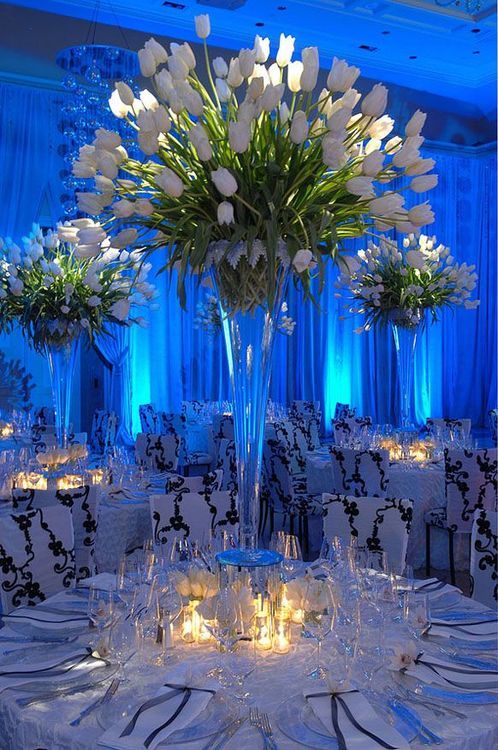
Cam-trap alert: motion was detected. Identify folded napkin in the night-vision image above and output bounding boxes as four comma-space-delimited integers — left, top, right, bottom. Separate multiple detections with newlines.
428, 618, 498, 642
98, 679, 217, 750
1, 605, 89, 632
304, 688, 409, 750
0, 646, 106, 692
77, 572, 117, 591
404, 651, 498, 692
397, 576, 459, 601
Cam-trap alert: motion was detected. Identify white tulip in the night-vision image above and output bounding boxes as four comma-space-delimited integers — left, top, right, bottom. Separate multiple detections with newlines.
254, 34, 270, 63
110, 228, 138, 248
115, 81, 134, 106
369, 192, 404, 216
406, 250, 426, 269
292, 248, 313, 273
408, 203, 435, 227
279, 102, 290, 124
217, 201, 234, 225
135, 199, 155, 216
211, 168, 238, 197
238, 48, 256, 78
227, 58, 243, 88
137, 109, 157, 132
110, 299, 131, 321
152, 105, 171, 132
137, 130, 159, 155
76, 192, 105, 215
409, 174, 438, 193
405, 109, 427, 137
93, 128, 121, 150
300, 46, 319, 92
368, 115, 394, 139
290, 110, 309, 144
211, 57, 227, 78
405, 135, 424, 151
139, 89, 159, 111
287, 60, 303, 93
327, 107, 352, 135
77, 225, 107, 245
108, 89, 131, 118
155, 167, 184, 197
96, 151, 119, 179
392, 145, 420, 169
216, 77, 231, 102
464, 299, 480, 309
327, 57, 360, 92
362, 150, 384, 176
73, 161, 96, 178
113, 199, 135, 218
155, 69, 174, 99
249, 64, 269, 87
276, 34, 295, 67
94, 175, 115, 196
260, 83, 285, 112
346, 176, 375, 197
361, 83, 388, 117
385, 135, 403, 153
268, 63, 281, 86
194, 14, 211, 39
229, 121, 251, 153
238, 101, 256, 123
138, 47, 156, 77
143, 38, 167, 69
322, 138, 347, 169
405, 158, 436, 176
246, 76, 265, 102
87, 295, 101, 307
168, 54, 189, 80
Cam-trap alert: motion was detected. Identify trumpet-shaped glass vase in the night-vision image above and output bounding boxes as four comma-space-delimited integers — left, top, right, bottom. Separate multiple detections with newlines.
44, 337, 80, 448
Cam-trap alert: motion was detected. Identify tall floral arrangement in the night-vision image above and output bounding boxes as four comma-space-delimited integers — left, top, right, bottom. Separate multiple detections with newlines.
336, 233, 479, 333
0, 223, 157, 352
69, 16, 437, 314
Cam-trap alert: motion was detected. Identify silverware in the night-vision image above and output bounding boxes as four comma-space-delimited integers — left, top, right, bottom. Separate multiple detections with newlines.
15, 668, 119, 707
69, 677, 120, 726
260, 712, 278, 750
389, 698, 443, 745
393, 680, 467, 719
207, 717, 246, 750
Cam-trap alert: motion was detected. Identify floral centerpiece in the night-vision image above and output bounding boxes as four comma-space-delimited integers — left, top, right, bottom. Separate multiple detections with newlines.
336, 233, 479, 426
69, 15, 437, 561
0, 223, 157, 446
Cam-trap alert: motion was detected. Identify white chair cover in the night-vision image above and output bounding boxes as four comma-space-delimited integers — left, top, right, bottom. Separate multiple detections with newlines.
159, 412, 212, 467
181, 400, 208, 420
333, 416, 372, 444
0, 506, 75, 612
427, 418, 472, 438
12, 485, 100, 581
166, 470, 223, 497
445, 448, 497, 533
139, 404, 159, 433
150, 490, 238, 546
322, 493, 413, 574
216, 438, 237, 492
470, 509, 497, 609
90, 410, 118, 454
135, 433, 180, 473
329, 446, 390, 497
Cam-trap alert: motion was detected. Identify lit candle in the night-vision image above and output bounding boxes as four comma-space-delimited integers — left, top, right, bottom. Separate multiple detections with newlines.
181, 604, 195, 643
255, 611, 272, 650
273, 608, 291, 654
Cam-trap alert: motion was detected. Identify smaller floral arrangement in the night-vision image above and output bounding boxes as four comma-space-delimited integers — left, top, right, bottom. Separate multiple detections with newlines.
0, 223, 158, 352
286, 574, 334, 612
36, 444, 88, 469
171, 567, 218, 601
389, 641, 419, 672
194, 294, 295, 336
336, 233, 479, 333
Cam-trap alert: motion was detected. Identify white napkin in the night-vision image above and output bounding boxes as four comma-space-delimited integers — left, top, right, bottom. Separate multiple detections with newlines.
304, 688, 409, 750
405, 652, 498, 692
98, 670, 217, 750
77, 572, 117, 590
428, 617, 498, 642
397, 576, 459, 599
1, 605, 89, 632
0, 646, 104, 692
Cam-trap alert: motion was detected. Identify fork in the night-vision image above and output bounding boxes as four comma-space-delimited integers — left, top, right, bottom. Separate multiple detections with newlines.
249, 708, 268, 748
260, 712, 278, 750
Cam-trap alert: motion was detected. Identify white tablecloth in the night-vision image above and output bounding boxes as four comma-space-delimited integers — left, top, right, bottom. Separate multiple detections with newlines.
94, 497, 151, 573
306, 452, 469, 570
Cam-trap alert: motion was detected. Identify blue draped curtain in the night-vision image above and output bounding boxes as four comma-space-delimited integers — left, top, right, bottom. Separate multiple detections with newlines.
94, 325, 134, 445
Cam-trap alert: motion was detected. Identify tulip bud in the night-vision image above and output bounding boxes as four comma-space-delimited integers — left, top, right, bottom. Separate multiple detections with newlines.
290, 110, 309, 144
93, 128, 121, 151
95, 175, 115, 194
300, 47, 319, 92
279, 102, 290, 124
112, 199, 135, 218
276, 34, 295, 67
195, 14, 211, 39
346, 176, 375, 197
137, 109, 157, 133
322, 138, 347, 170
109, 89, 131, 118
168, 54, 189, 80
238, 48, 257, 78
405, 109, 427, 137
73, 161, 96, 178
361, 83, 388, 118
152, 106, 171, 133
110, 228, 138, 248
407, 203, 435, 227
155, 69, 174, 99
138, 47, 156, 77
362, 150, 384, 177
145, 38, 168, 65
137, 130, 159, 155
327, 57, 360, 93
392, 145, 420, 169
213, 57, 229, 78
410, 174, 438, 193
287, 61, 303, 93
254, 34, 270, 63
115, 81, 135, 106
238, 101, 256, 124
171, 42, 196, 70
135, 199, 155, 216
293, 249, 313, 273
268, 63, 281, 86
155, 167, 184, 198
327, 107, 352, 135
229, 121, 251, 153
260, 83, 285, 112
216, 77, 231, 103
404, 158, 436, 176
246, 76, 265, 101
217, 201, 234, 225
211, 168, 238, 197
227, 58, 244, 88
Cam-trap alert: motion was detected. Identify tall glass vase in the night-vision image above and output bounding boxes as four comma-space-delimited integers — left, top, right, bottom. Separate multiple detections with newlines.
389, 308, 424, 429
212, 256, 290, 566
44, 337, 80, 448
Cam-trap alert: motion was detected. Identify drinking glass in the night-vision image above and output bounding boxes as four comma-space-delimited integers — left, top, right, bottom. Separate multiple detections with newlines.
168, 536, 192, 568
109, 618, 135, 682
134, 592, 161, 669
282, 534, 302, 577
404, 592, 430, 640
204, 589, 239, 682
269, 530, 286, 555
116, 556, 141, 615
88, 585, 114, 647
302, 582, 335, 680
157, 587, 183, 664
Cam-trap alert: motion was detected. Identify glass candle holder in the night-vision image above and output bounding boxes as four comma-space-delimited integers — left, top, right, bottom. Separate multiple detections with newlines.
254, 610, 272, 650
273, 608, 291, 654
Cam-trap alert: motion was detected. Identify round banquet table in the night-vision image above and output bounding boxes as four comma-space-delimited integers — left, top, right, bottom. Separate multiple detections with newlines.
306, 451, 469, 571
0, 586, 496, 750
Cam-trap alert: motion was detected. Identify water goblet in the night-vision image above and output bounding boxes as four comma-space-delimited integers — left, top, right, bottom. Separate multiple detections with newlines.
302, 581, 335, 680
156, 587, 183, 664
88, 584, 114, 648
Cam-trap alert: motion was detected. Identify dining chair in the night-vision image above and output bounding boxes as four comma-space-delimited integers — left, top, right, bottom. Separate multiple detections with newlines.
150, 489, 239, 547
322, 493, 414, 575
12, 484, 100, 581
166, 469, 223, 498
332, 415, 372, 445
139, 403, 159, 433
181, 400, 208, 420
469, 508, 497, 609
489, 409, 498, 445
158, 412, 213, 475
0, 505, 75, 612
329, 446, 390, 498
135, 433, 180, 473
212, 414, 234, 442
265, 421, 307, 478
289, 401, 322, 450
215, 438, 237, 493
33, 405, 56, 426
334, 402, 356, 421
31, 424, 57, 454
90, 409, 119, 454
424, 447, 497, 584
426, 417, 472, 438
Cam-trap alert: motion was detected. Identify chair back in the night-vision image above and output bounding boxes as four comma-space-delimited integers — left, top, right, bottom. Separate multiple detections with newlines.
212, 414, 234, 441
445, 448, 497, 533
322, 493, 413, 574
33, 406, 55, 426
135, 433, 180, 473
427, 418, 471, 438
334, 403, 356, 421
216, 438, 237, 492
262, 436, 296, 514
333, 416, 372, 445
90, 410, 118, 454
150, 490, 238, 546
329, 446, 390, 497
266, 421, 305, 474
489, 409, 498, 444
181, 400, 208, 420
12, 485, 100, 581
0, 506, 75, 612
31, 424, 57, 454
139, 404, 158, 433
290, 401, 321, 449
470, 509, 497, 609
166, 470, 223, 498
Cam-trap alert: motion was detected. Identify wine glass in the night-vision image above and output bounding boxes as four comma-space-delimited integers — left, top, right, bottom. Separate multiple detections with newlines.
88, 585, 114, 648
116, 556, 140, 615
156, 587, 183, 664
168, 536, 192, 568
109, 618, 135, 682
404, 592, 430, 640
302, 581, 335, 680
282, 534, 302, 578
204, 589, 239, 682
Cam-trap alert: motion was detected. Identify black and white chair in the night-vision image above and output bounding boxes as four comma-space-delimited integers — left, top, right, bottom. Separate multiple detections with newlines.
333, 416, 372, 445
212, 414, 234, 442
0, 506, 75, 612
181, 400, 208, 420
329, 446, 390, 498
469, 509, 497, 609
135, 433, 180, 473
90, 410, 118, 454
426, 418, 471, 438
289, 401, 321, 450
424, 448, 498, 584
150, 490, 239, 547
266, 421, 307, 481
322, 493, 414, 575
166, 470, 223, 499
158, 412, 213, 475
139, 404, 159, 433
216, 439, 237, 492
334, 403, 356, 421
31, 424, 57, 454
33, 406, 55, 426
12, 485, 100, 581
489, 409, 498, 445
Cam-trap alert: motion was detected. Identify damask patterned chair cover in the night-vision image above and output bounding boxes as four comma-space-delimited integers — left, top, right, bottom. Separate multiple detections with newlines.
139, 404, 159, 433
426, 418, 472, 438
0, 505, 75, 612
158, 412, 213, 473
489, 409, 498, 445
135, 433, 180, 473
333, 416, 372, 445
90, 410, 119, 454
424, 447, 497, 584
216, 439, 237, 492
469, 509, 497, 609
31, 424, 57, 454
181, 400, 208, 420
166, 470, 223, 498
33, 406, 55, 426
289, 401, 321, 450
266, 420, 309, 481
150, 490, 239, 547
329, 446, 390, 498
212, 415, 234, 442
334, 403, 356, 421
322, 493, 413, 574
12, 485, 100, 581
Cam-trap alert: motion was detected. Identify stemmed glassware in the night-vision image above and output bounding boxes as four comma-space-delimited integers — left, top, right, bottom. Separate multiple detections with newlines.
404, 592, 430, 640
302, 581, 335, 680
204, 589, 240, 682
156, 586, 183, 664
88, 585, 114, 648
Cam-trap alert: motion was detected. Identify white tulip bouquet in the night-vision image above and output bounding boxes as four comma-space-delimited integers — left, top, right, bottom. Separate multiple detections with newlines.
336, 233, 479, 333
70, 15, 437, 314
0, 223, 157, 351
